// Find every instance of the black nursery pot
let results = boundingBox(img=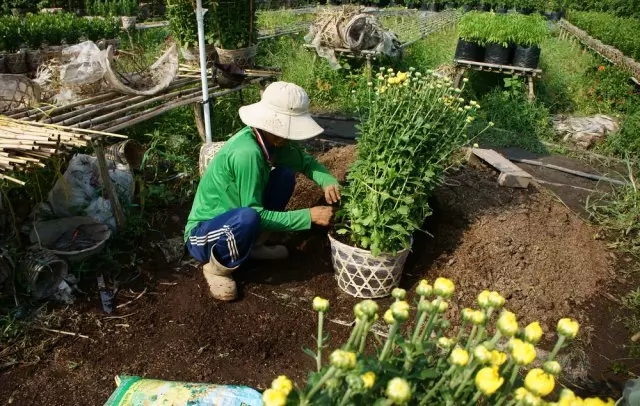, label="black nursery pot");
[548,10,563,20]
[455,39,483,62]
[495,7,508,13]
[425,2,441,11]
[517,7,533,14]
[512,45,541,69]
[445,2,456,9]
[476,3,490,11]
[484,42,511,65]
[462,4,473,12]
